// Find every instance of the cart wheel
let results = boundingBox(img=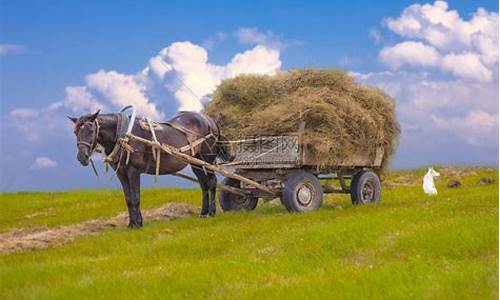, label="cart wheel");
[350,170,381,205]
[219,178,258,211]
[282,171,323,212]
